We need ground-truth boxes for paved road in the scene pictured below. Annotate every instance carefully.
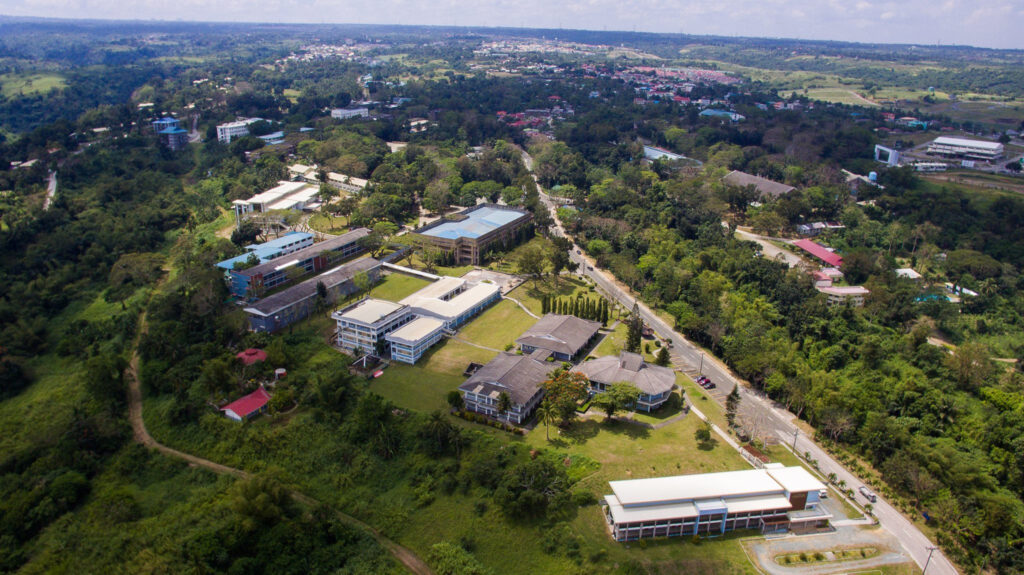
[523,150,958,575]
[125,297,434,575]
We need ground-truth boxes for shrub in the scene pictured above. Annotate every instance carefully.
[572,490,597,507]
[504,343,514,351]
[814,552,824,561]
[691,534,702,545]
[473,500,488,516]
[799,552,808,562]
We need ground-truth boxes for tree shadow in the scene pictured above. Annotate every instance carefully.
[697,438,718,451]
[601,418,651,440]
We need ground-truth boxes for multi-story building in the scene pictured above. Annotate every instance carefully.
[229,228,369,299]
[603,465,830,541]
[243,257,381,332]
[231,181,321,223]
[399,277,501,330]
[927,136,1004,161]
[333,298,414,354]
[459,351,553,424]
[411,204,533,265]
[215,232,315,276]
[217,118,262,144]
[816,285,870,307]
[385,317,448,364]
[331,107,370,120]
[575,352,675,412]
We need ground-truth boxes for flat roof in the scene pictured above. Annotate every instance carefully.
[216,232,314,270]
[418,205,529,240]
[337,298,406,325]
[244,257,380,317]
[243,181,311,206]
[239,228,370,278]
[766,467,827,494]
[399,276,465,305]
[931,136,1003,151]
[610,468,784,507]
[267,185,319,210]
[818,285,870,296]
[406,282,500,320]
[386,316,446,344]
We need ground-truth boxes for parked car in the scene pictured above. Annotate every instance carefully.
[819,489,829,498]
[859,486,877,502]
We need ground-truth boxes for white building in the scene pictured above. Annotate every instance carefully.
[603,465,830,541]
[386,317,447,364]
[400,278,501,330]
[333,298,414,354]
[217,118,262,144]
[927,137,1004,161]
[231,181,321,221]
[331,107,369,120]
[816,285,870,307]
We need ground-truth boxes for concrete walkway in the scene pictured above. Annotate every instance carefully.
[502,295,540,319]
[449,335,503,353]
[742,525,913,575]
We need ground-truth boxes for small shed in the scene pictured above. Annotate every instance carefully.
[222,387,271,421]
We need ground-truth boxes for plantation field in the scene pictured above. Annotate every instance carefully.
[0,73,66,99]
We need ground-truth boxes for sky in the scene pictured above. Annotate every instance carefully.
[3,0,1023,50]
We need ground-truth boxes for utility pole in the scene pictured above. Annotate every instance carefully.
[923,546,938,574]
[792,429,799,451]
[699,352,704,375]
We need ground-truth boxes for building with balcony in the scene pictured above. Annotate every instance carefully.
[333,298,415,354]
[515,314,602,362]
[217,118,262,144]
[459,351,552,425]
[575,352,675,412]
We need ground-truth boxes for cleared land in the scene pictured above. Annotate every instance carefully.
[0,73,67,99]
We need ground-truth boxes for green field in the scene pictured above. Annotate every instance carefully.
[368,272,430,301]
[456,298,537,350]
[0,72,67,99]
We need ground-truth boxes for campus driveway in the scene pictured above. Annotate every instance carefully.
[742,525,914,575]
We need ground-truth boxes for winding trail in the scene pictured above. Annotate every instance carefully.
[125,298,434,575]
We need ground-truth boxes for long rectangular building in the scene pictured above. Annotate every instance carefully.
[216,232,315,274]
[411,204,533,265]
[229,228,370,298]
[244,257,381,333]
[927,136,1003,161]
[604,466,829,541]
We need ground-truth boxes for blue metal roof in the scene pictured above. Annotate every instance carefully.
[216,232,314,270]
[420,206,526,239]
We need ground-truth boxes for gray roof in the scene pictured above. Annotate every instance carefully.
[245,257,380,317]
[515,314,602,357]
[239,228,370,278]
[459,352,552,406]
[722,171,795,199]
[575,352,675,396]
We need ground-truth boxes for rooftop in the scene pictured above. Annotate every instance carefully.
[244,257,380,317]
[399,276,465,304]
[516,314,602,357]
[216,231,314,270]
[417,204,530,240]
[221,387,271,418]
[574,351,675,396]
[931,136,1004,151]
[722,170,795,199]
[610,468,784,507]
[386,316,446,343]
[459,352,552,405]
[237,228,370,278]
[404,282,500,320]
[818,285,870,296]
[336,298,407,325]
[793,239,843,268]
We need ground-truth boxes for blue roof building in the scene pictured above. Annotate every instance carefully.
[412,204,533,265]
[217,232,316,297]
[700,109,745,122]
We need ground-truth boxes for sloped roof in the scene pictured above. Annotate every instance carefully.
[575,352,675,396]
[793,239,843,267]
[221,387,270,418]
[239,228,370,278]
[515,314,602,357]
[723,170,795,199]
[459,352,551,406]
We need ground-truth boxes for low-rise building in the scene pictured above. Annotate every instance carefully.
[603,465,830,541]
[722,171,795,200]
[575,352,675,412]
[793,239,843,268]
[216,232,315,276]
[385,317,448,364]
[816,285,870,307]
[459,351,552,424]
[331,107,370,120]
[333,298,414,354]
[232,180,322,222]
[243,257,381,332]
[229,228,369,298]
[927,136,1004,161]
[217,117,262,143]
[410,204,533,265]
[516,314,602,362]
[400,280,501,330]
[221,387,271,421]
[895,268,922,281]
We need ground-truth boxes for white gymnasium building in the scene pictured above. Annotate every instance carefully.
[603,465,830,541]
[927,137,1004,161]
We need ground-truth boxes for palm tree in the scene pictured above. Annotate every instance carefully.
[497,391,512,422]
[535,401,554,441]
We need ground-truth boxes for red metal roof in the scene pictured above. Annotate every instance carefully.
[793,239,843,267]
[222,387,271,418]
[236,348,267,365]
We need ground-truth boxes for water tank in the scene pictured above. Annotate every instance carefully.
[868,171,878,182]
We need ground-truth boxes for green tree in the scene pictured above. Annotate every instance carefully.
[541,370,589,425]
[517,244,546,281]
[726,385,741,428]
[496,391,512,421]
[446,389,464,411]
[655,346,671,367]
[535,401,554,441]
[593,382,641,420]
[626,302,643,353]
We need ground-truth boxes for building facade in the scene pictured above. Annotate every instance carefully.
[459,352,551,425]
[217,118,262,144]
[516,314,602,362]
[333,298,415,354]
[927,137,1004,161]
[604,466,830,541]
[385,317,448,364]
[411,204,533,265]
[576,352,675,412]
[816,285,870,307]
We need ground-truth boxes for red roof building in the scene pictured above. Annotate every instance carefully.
[236,348,267,365]
[221,387,271,421]
[793,239,844,268]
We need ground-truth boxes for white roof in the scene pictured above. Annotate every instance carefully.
[328,172,369,188]
[267,185,319,210]
[604,495,697,523]
[896,268,922,279]
[725,494,795,514]
[400,276,465,304]
[931,136,1003,151]
[766,466,827,494]
[386,317,446,344]
[245,181,310,205]
[338,298,406,325]
[405,283,499,320]
[818,285,870,296]
[610,468,783,506]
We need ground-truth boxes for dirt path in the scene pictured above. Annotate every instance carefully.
[125,296,434,575]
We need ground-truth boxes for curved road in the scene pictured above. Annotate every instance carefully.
[125,306,434,575]
[524,151,958,575]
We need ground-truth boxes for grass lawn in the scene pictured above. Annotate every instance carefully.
[456,299,536,350]
[0,72,67,98]
[631,390,686,425]
[368,339,497,413]
[0,355,86,457]
[677,375,731,431]
[592,322,659,363]
[308,212,351,235]
[506,275,596,316]
[367,272,430,301]
[399,252,475,277]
